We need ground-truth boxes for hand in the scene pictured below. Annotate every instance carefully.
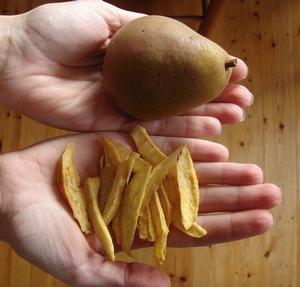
[0,0,252,136]
[0,133,280,287]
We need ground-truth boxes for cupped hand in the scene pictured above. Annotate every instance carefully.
[0,133,280,287]
[1,0,252,136]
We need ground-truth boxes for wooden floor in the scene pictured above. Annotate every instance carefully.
[0,0,299,286]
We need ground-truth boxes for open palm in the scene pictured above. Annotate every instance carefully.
[0,133,280,286]
[2,0,252,136]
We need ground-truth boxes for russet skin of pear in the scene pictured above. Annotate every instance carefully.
[103,15,236,120]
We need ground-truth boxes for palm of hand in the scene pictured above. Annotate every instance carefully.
[2,134,177,286]
[8,0,136,131]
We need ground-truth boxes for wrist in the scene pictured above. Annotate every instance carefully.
[0,15,23,107]
[0,16,14,76]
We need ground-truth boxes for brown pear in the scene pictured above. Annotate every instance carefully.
[103,15,237,120]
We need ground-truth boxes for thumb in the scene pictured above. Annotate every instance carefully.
[72,253,171,287]
[113,6,147,26]
[122,262,171,287]
[85,234,170,286]
[94,0,147,28]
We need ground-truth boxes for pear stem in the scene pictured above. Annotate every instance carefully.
[225,58,238,69]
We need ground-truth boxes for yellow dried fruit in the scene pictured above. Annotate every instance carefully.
[57,143,91,234]
[85,177,115,261]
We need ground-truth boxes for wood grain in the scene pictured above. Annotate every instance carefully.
[199,0,299,286]
[105,0,204,30]
[0,0,299,286]
[0,0,63,14]
[106,0,203,16]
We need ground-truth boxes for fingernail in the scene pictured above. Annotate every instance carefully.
[241,110,246,121]
[248,93,254,106]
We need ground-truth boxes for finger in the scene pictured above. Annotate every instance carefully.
[167,210,273,248]
[122,116,222,138]
[18,132,229,179]
[79,133,228,165]
[91,0,145,42]
[199,184,281,212]
[212,84,253,107]
[182,103,245,124]
[98,133,229,162]
[229,58,248,82]
[151,136,228,162]
[195,162,264,185]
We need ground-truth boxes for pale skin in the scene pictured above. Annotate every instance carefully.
[0,1,281,287]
